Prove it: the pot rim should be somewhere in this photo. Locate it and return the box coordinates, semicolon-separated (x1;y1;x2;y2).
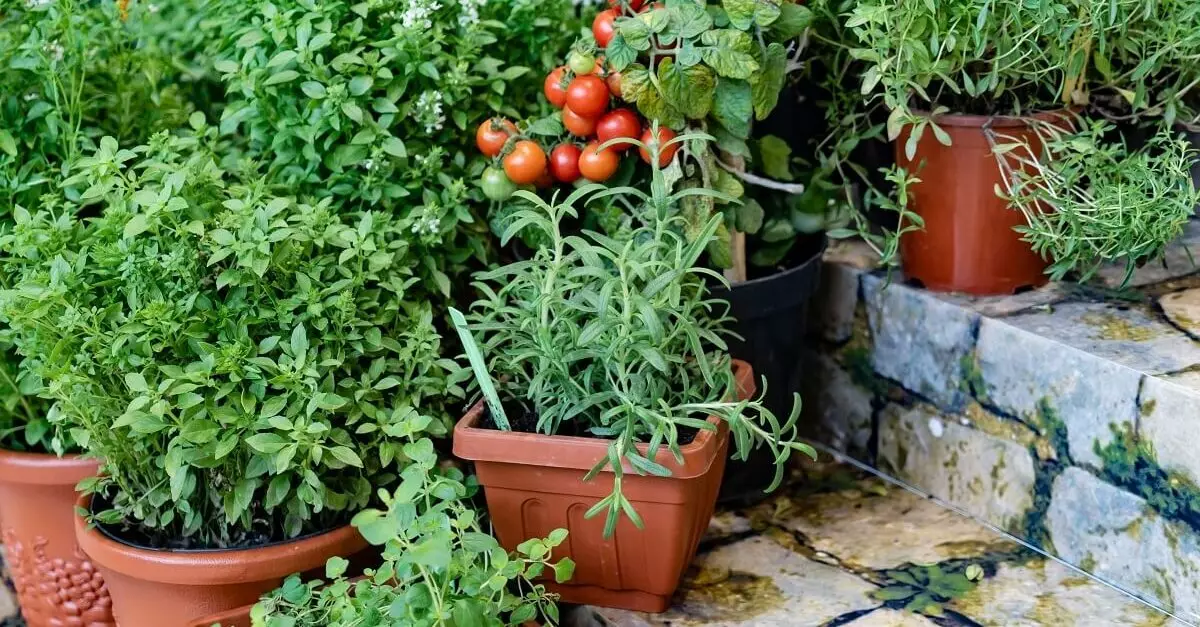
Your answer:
0;448;100;486
910;108;1076;129
452;359;753;479
74;493;367;586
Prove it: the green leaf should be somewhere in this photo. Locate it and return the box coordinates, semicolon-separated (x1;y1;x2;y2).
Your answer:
712;78;753;139
325;556;350;579
723;0;756;29
751;42;787;120
410;536;452;569
181;420;219;444
736;198;765;234
460;532;499;553
328;446;363;467
658;58;716;120
382;137;407;158
873;585;917;601
452;599;487;627
124;214;150;239
264;70;300;86
606;33;638;72
0;130;16;157
771;2;811;39
700;30;759;79
449;308;509;431
553;557;576;583
526;115;565;136
758;135;792;180
674;2;714;38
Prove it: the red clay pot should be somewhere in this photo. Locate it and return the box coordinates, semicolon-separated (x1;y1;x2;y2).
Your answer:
453;360;754;613
895;111;1070;295
0;451;114;627
74;495;367;627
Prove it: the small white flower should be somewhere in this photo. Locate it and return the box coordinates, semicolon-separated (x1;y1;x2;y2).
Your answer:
148;3;160;13
458;0;486;28
362;158;375;171
26;0;53;8
23;93;37;101
397;0;441;31
415;90;445;135
44;40;64;62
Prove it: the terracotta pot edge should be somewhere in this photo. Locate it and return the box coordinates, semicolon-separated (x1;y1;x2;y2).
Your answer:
75;493;367;586
909;108;1076;128
0;449;100;485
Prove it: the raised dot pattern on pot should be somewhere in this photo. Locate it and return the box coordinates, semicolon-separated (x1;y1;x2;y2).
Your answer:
5;531;114;627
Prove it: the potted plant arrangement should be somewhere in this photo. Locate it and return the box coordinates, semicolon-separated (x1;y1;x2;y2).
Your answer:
471;0;827;503
0;122;460;626
190;446;574;627
449;138;816;612
0;2;213;625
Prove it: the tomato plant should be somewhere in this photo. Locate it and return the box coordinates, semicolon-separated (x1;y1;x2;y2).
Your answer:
481;166;518;201
563;107;598;137
566;75;609;118
503;140;548;185
578;141;620;182
606;71;623;98
544;66;569;109
475;118;518;158
568;51;596;76
549;144;583;183
595;109;641;152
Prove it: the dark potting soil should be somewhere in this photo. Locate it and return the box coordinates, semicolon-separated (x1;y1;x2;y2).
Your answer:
91;495;351;552
480;401;700;445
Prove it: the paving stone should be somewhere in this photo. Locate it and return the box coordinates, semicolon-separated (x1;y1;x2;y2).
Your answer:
1162;369;1200;392
1160;288;1200;336
1095;221;1200;288
1001;302;1200;375
862;275;978;410
974;318;1141;468
877;405;1036;533
1137;376;1200;490
812;263;862;344
592;535;879;626
951;559;1174;627
1046;467;1200;620
802;351;874;456
839;609;939;626
933;282;1068;318
770;483;1018;571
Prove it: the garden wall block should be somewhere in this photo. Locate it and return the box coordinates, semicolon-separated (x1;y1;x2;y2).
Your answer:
1139;376;1200;489
801;351;873;457
974;318;1141;468
861;275;978;411
810;262;862;344
1047;467;1200;617
877;404;1036;533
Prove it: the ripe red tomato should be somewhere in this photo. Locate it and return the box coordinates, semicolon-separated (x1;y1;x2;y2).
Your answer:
638;127;679;167
503;140;548;185
566;75;610;118
562;106;598;137
606;71;623;99
595;109;641;152
544;67;569;109
608;0;646;11
549;144;583;183
593;10;617;48
475;118;519;158
535;168;554;189
578;141;620;182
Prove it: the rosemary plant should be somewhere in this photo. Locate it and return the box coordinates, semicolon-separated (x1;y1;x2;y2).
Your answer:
999;119;1200;284
454;136;815;537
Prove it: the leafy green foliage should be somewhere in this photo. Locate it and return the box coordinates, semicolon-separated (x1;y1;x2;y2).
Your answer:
872;562;982;617
251;456;572;626
1002;119;1200;285
206;0;587;296
0;0;215;453
456;154;815;537
1;125;456;547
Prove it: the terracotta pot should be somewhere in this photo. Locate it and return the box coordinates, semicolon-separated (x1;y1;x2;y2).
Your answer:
74;495;367;627
0;450;114;627
453;360;755;613
896;111;1070;295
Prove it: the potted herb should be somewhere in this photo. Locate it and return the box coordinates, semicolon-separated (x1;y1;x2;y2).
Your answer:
190;456;574;627
0;2;212;625
1;124;456;626
477;0;825;503
449;154;815;612
842;0;1135;293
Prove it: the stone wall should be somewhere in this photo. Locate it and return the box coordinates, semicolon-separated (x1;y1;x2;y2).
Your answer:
803;232;1200;623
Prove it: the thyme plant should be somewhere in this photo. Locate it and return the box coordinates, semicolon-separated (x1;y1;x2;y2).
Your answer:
454;142;816;537
1000;120;1200;284
1;123;455;547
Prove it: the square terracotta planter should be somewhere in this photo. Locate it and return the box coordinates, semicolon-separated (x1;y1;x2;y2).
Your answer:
453;359;754;613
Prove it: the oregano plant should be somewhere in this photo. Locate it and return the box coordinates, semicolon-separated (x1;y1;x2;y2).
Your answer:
1;121;457;547
453;138;816;537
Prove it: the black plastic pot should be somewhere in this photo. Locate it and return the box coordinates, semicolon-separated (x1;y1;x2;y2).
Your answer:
711;234;826;506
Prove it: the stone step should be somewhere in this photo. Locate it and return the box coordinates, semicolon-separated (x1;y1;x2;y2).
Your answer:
569;461;1179;626
801;225;1200;624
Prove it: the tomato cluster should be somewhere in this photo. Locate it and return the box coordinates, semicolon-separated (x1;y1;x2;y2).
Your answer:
473;3;681;202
